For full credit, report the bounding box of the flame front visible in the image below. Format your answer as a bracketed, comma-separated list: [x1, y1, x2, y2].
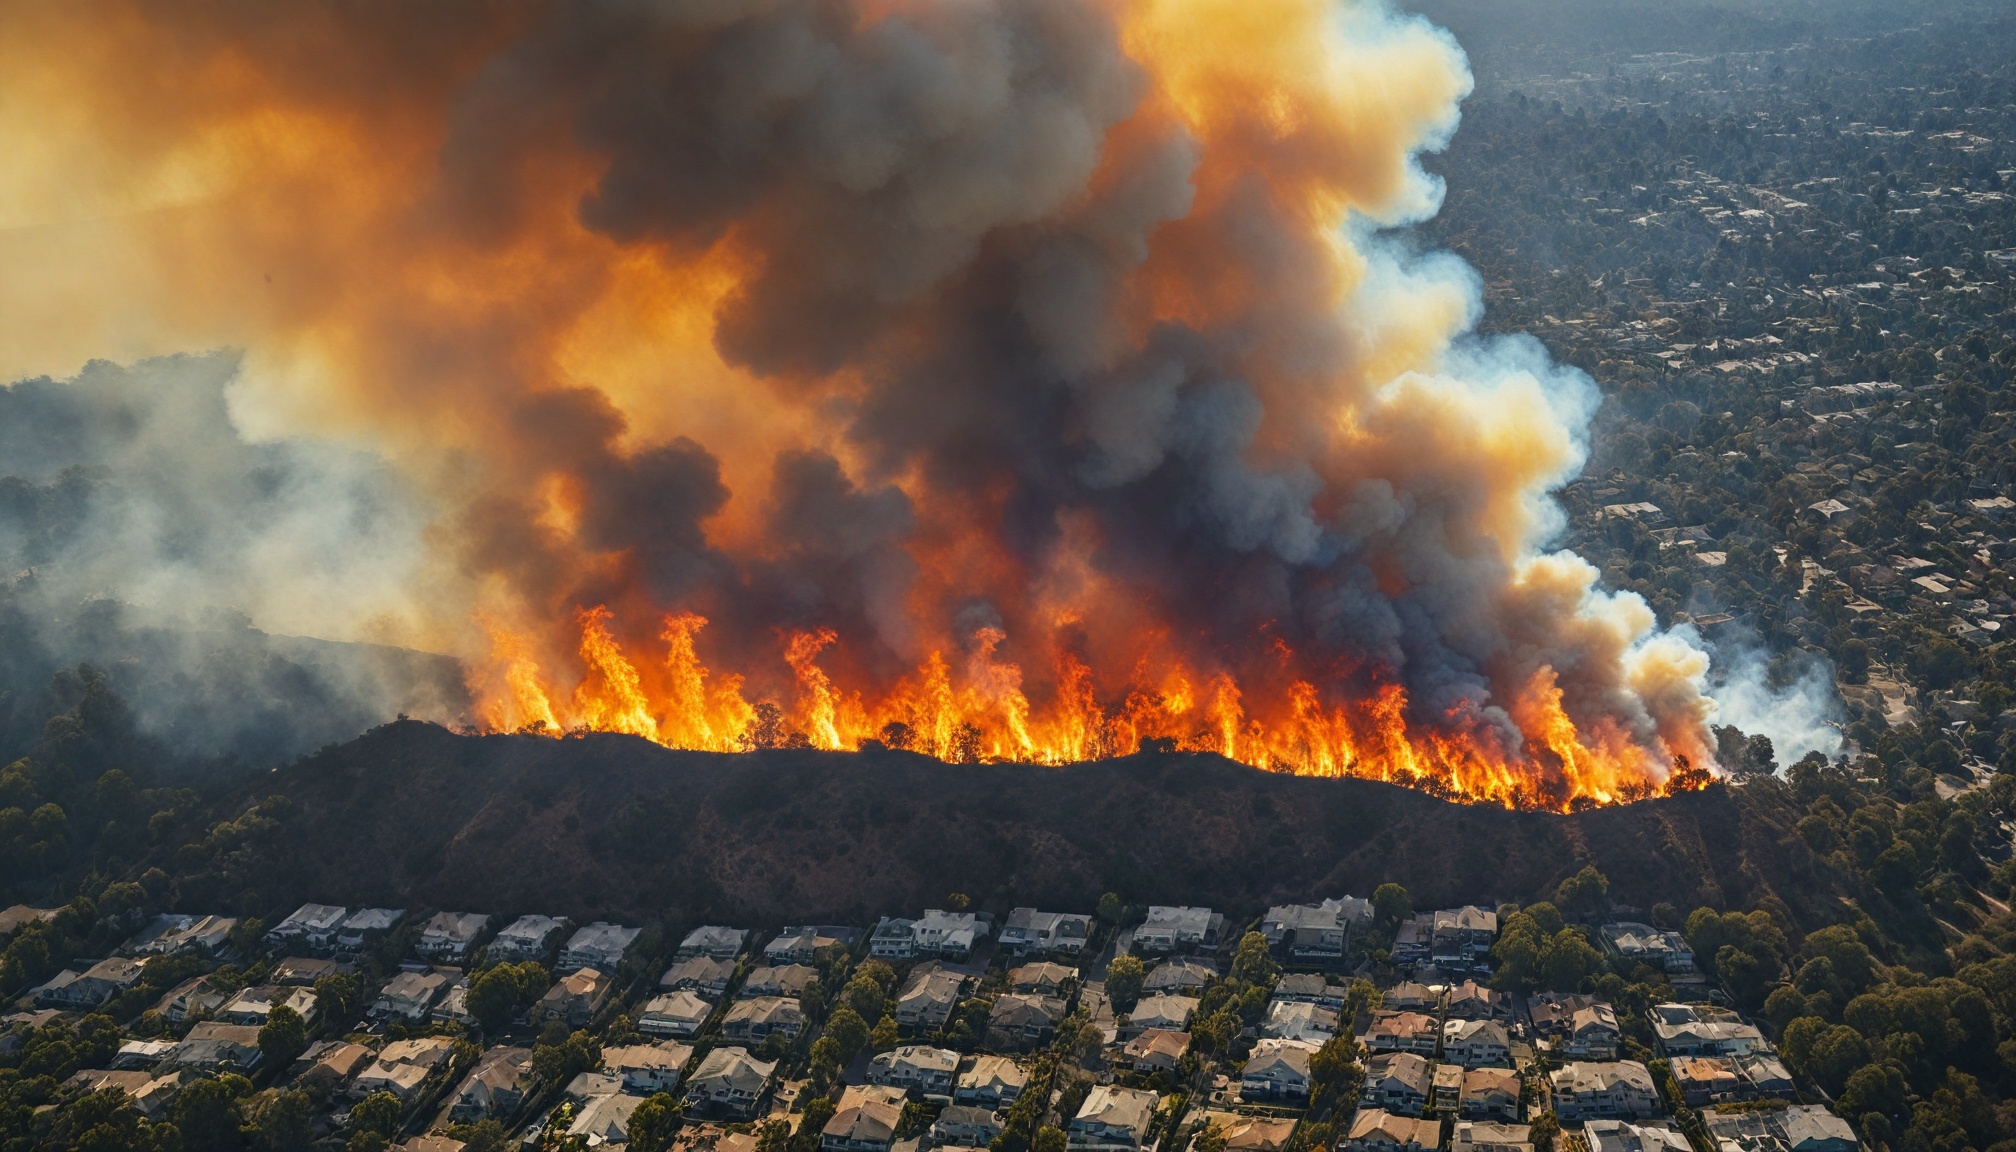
[3, 0, 1731, 811]
[487, 609, 1704, 812]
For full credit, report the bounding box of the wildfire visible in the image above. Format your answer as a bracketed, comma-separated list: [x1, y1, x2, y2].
[481, 608, 1709, 813]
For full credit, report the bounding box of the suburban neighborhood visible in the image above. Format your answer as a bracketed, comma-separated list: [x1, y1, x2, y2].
[1, 872, 1858, 1152]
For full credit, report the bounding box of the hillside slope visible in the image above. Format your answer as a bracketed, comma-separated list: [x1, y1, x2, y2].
[175, 722, 1844, 929]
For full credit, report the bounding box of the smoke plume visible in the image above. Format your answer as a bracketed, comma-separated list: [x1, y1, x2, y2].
[0, 0, 1799, 805]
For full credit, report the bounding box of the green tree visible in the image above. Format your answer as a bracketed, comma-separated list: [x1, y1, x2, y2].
[1553, 866, 1610, 921]
[1104, 954, 1147, 1011]
[1230, 931, 1279, 985]
[246, 1088, 315, 1152]
[349, 1091, 403, 1143]
[174, 1073, 253, 1151]
[871, 1014, 901, 1051]
[469, 961, 548, 1035]
[1097, 892, 1124, 925]
[796, 1097, 837, 1152]
[629, 1092, 684, 1152]
[258, 1003, 309, 1068]
[1032, 1126, 1068, 1152]
[825, 1006, 871, 1059]
[533, 1030, 602, 1084]
[1372, 884, 1412, 929]
[843, 974, 888, 1022]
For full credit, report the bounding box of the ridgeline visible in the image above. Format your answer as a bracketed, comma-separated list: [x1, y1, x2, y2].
[167, 721, 1843, 930]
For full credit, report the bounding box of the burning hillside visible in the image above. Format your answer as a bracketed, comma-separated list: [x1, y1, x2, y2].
[3, 0, 1740, 809]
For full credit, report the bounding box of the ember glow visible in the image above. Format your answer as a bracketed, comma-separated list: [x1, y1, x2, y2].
[1, 0, 1728, 809]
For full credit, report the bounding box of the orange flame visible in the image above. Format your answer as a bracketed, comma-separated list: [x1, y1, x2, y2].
[484, 606, 1708, 812]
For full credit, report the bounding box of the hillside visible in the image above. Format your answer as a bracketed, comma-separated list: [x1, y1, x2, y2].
[165, 721, 1846, 931]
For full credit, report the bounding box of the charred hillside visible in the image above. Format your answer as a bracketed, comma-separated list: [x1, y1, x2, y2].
[166, 722, 1847, 930]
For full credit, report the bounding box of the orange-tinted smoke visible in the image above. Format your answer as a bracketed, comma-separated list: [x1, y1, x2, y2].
[0, 0, 1724, 808]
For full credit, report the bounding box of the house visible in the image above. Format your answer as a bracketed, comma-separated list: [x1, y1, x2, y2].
[1262, 1000, 1338, 1042]
[1000, 908, 1093, 957]
[356, 1036, 458, 1101]
[1259, 898, 1368, 961]
[1143, 958, 1216, 995]
[1272, 974, 1346, 1011]
[538, 967, 614, 1028]
[1383, 982, 1440, 1012]
[871, 918, 918, 960]
[1549, 1061, 1661, 1122]
[1738, 1054, 1797, 1100]
[1600, 925, 1695, 974]
[1670, 1057, 1745, 1107]
[415, 912, 493, 963]
[570, 1092, 646, 1146]
[125, 914, 238, 957]
[956, 1055, 1027, 1107]
[640, 990, 716, 1038]
[1446, 982, 1511, 1021]
[1240, 1038, 1317, 1101]
[1009, 962, 1076, 996]
[335, 908, 406, 955]
[688, 1047, 778, 1118]
[558, 922, 641, 973]
[1699, 1105, 1857, 1152]
[604, 1041, 693, 1095]
[448, 1047, 534, 1122]
[268, 903, 348, 952]
[218, 984, 319, 1027]
[674, 1127, 764, 1152]
[1220, 1118, 1298, 1152]
[297, 1041, 375, 1090]
[823, 1097, 904, 1152]
[272, 956, 346, 986]
[722, 996, 806, 1042]
[113, 1038, 177, 1069]
[896, 967, 968, 1031]
[35, 957, 146, 1009]
[1443, 1019, 1512, 1067]
[1133, 907, 1224, 954]
[1585, 1121, 1692, 1152]
[1123, 1029, 1189, 1075]
[765, 926, 823, 966]
[433, 977, 473, 1026]
[932, 1105, 1006, 1149]
[662, 955, 736, 998]
[1068, 1085, 1160, 1152]
[370, 970, 451, 1023]
[868, 1044, 960, 1096]
[1526, 993, 1602, 1038]
[1649, 1005, 1765, 1057]
[1451, 1123, 1533, 1152]
[1460, 1067, 1522, 1121]
[155, 976, 229, 1025]
[1433, 1064, 1465, 1111]
[165, 1022, 263, 1072]
[1127, 994, 1200, 1037]
[1361, 1053, 1432, 1116]
[1359, 1011, 1438, 1055]
[401, 1138, 468, 1152]
[678, 926, 750, 961]
[915, 909, 992, 958]
[1563, 1004, 1623, 1060]
[1432, 907, 1499, 967]
[741, 963, 818, 1000]
[1393, 917, 1432, 966]
[1344, 1110, 1442, 1152]
[989, 994, 1067, 1047]
[488, 914, 571, 963]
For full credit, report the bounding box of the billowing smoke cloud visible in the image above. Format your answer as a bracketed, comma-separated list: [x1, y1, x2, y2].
[0, 355, 465, 764]
[0, 0, 1820, 804]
